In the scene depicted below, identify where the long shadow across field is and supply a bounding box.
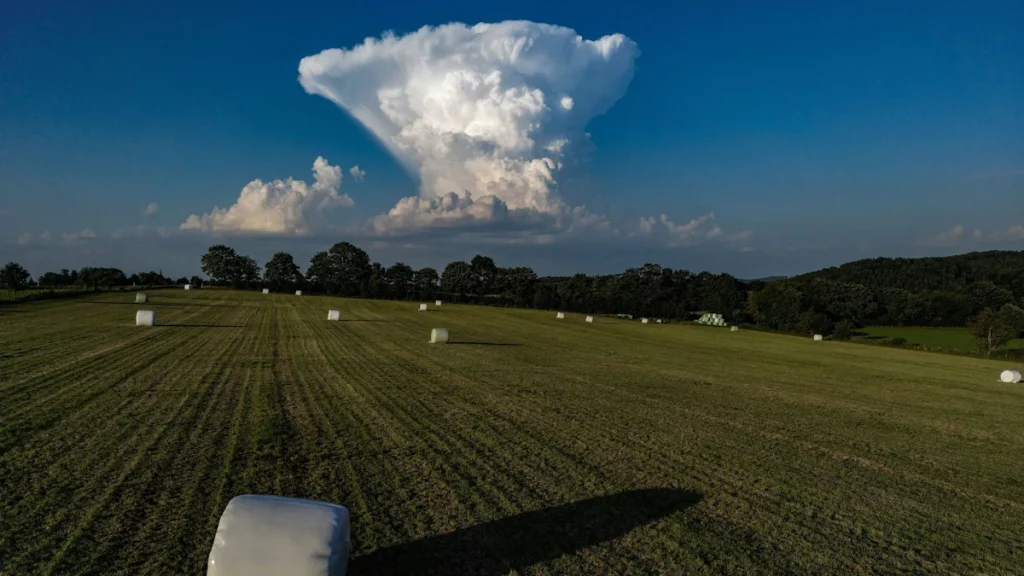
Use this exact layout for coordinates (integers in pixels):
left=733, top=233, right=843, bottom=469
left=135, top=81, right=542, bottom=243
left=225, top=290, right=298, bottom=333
left=448, top=341, right=523, bottom=347
left=83, top=301, right=241, bottom=308
left=160, top=324, right=247, bottom=328
left=349, top=488, right=701, bottom=575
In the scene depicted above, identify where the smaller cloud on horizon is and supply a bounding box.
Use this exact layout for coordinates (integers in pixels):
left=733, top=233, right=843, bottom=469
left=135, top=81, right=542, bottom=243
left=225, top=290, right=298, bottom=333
left=637, top=213, right=752, bottom=248
left=143, top=202, right=159, bottom=216
left=349, top=166, right=366, bottom=182
left=923, top=224, right=1024, bottom=247
left=180, top=157, right=354, bottom=235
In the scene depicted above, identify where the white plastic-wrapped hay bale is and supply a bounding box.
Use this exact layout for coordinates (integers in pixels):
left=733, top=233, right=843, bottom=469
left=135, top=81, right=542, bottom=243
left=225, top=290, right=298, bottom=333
left=641, top=318, right=649, bottom=324
left=429, top=328, right=450, bottom=344
left=136, top=293, right=148, bottom=303
left=556, top=312, right=565, bottom=319
left=813, top=334, right=823, bottom=341
left=262, top=288, right=269, bottom=295
left=731, top=326, right=739, bottom=332
left=327, top=310, right=340, bottom=321
left=295, top=290, right=303, bottom=296
left=207, top=494, right=350, bottom=576
left=184, top=284, right=192, bottom=290
left=419, top=303, right=428, bottom=311
left=135, top=310, right=156, bottom=326
left=435, top=300, right=442, bottom=307
left=656, top=319, right=662, bottom=324
left=1000, top=370, right=1022, bottom=383
left=585, top=316, right=594, bottom=323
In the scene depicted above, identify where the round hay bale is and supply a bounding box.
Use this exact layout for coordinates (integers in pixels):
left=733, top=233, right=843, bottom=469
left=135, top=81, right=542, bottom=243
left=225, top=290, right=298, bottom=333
left=262, top=288, right=270, bottom=294
left=585, top=316, right=594, bottom=323
left=135, top=310, right=156, bottom=326
left=731, top=326, right=739, bottom=332
left=556, top=312, right=565, bottom=319
left=184, top=284, right=192, bottom=290
left=295, top=290, right=303, bottom=296
left=419, top=303, right=428, bottom=311
left=136, top=293, right=148, bottom=303
left=430, top=328, right=450, bottom=344
left=435, top=300, right=442, bottom=307
left=327, top=310, right=340, bottom=321
left=206, top=495, right=350, bottom=576
left=1000, top=370, right=1022, bottom=383
left=813, top=334, right=823, bottom=341
left=641, top=318, right=649, bottom=324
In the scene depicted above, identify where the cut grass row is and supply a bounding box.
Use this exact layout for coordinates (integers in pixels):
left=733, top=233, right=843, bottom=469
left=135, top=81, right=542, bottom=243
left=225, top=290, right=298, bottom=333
left=1, top=290, right=1023, bottom=574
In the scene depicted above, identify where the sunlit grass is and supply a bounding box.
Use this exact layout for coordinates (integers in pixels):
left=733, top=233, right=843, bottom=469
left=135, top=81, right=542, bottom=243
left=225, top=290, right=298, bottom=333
left=1, top=291, right=1022, bottom=575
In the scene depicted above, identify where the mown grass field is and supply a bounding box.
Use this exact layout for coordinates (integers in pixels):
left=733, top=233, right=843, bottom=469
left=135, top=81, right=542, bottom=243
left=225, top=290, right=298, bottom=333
left=858, top=325, right=1024, bottom=353
left=2, top=290, right=1023, bottom=575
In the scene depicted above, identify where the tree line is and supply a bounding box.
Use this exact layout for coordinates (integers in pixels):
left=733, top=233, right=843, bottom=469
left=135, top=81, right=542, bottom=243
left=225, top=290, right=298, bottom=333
left=0, top=262, right=201, bottom=297
left=5, top=247, right=1023, bottom=354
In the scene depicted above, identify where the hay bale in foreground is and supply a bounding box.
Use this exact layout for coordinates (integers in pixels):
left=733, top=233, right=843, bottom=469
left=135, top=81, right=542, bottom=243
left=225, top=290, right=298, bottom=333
left=585, top=316, right=594, bottom=323
left=429, top=328, right=450, bottom=344
left=262, top=288, right=270, bottom=295
left=1000, top=370, right=1022, bottom=383
left=207, top=494, right=350, bottom=576
left=135, top=310, right=156, bottom=326
left=642, top=318, right=649, bottom=324
left=419, top=303, right=428, bottom=311
left=136, top=293, right=148, bottom=303
left=556, top=312, right=565, bottom=319
left=184, top=284, right=192, bottom=290
left=435, top=300, right=442, bottom=307
left=327, top=310, right=340, bottom=321
left=731, top=326, right=739, bottom=332
left=295, top=290, right=302, bottom=296
left=813, top=334, right=823, bottom=341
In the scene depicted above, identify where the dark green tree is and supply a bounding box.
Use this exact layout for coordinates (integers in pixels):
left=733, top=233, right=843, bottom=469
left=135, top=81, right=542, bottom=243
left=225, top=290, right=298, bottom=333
left=470, top=255, right=498, bottom=295
left=386, top=263, right=415, bottom=300
left=306, top=242, right=372, bottom=296
left=0, top=262, right=31, bottom=297
left=264, top=252, right=302, bottom=292
left=970, top=308, right=1020, bottom=356
left=413, top=267, right=439, bottom=299
left=200, top=245, right=240, bottom=285
left=441, top=261, right=474, bottom=301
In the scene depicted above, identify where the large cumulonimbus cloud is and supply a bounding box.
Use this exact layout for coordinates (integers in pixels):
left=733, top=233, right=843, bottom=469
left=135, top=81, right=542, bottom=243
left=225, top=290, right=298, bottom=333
left=298, top=21, right=639, bottom=234
left=180, top=157, right=355, bottom=235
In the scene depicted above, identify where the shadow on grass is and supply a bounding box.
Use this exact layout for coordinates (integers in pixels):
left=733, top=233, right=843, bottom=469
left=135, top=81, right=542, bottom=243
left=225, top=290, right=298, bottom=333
left=160, top=324, right=247, bottom=328
left=85, top=301, right=240, bottom=308
left=349, top=488, right=701, bottom=575
left=448, top=342, right=523, bottom=347
left=342, top=319, right=394, bottom=323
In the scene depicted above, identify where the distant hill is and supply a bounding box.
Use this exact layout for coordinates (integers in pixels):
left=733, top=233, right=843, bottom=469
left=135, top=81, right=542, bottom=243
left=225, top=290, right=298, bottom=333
left=794, top=250, right=1024, bottom=294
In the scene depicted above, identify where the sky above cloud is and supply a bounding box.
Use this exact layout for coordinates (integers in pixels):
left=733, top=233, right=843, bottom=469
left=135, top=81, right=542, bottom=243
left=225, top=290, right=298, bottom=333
left=1, top=2, right=1021, bottom=278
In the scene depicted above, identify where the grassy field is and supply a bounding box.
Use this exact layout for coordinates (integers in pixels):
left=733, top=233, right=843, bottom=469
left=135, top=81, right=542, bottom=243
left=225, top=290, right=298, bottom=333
left=1, top=291, right=1023, bottom=575
left=858, top=325, right=1024, bottom=353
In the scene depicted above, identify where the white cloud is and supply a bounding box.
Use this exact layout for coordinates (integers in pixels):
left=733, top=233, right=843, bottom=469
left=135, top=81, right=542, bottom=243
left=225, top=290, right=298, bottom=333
left=180, top=156, right=354, bottom=235
left=62, top=229, right=95, bottom=242
left=349, top=166, right=366, bottom=181
left=143, top=202, right=159, bottom=216
left=924, top=224, right=965, bottom=247
left=299, top=21, right=639, bottom=235
left=636, top=213, right=751, bottom=248
left=992, top=225, right=1024, bottom=241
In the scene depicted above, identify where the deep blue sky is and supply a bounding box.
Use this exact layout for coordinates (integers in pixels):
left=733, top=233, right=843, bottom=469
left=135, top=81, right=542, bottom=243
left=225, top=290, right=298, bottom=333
left=1, top=0, right=1021, bottom=278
